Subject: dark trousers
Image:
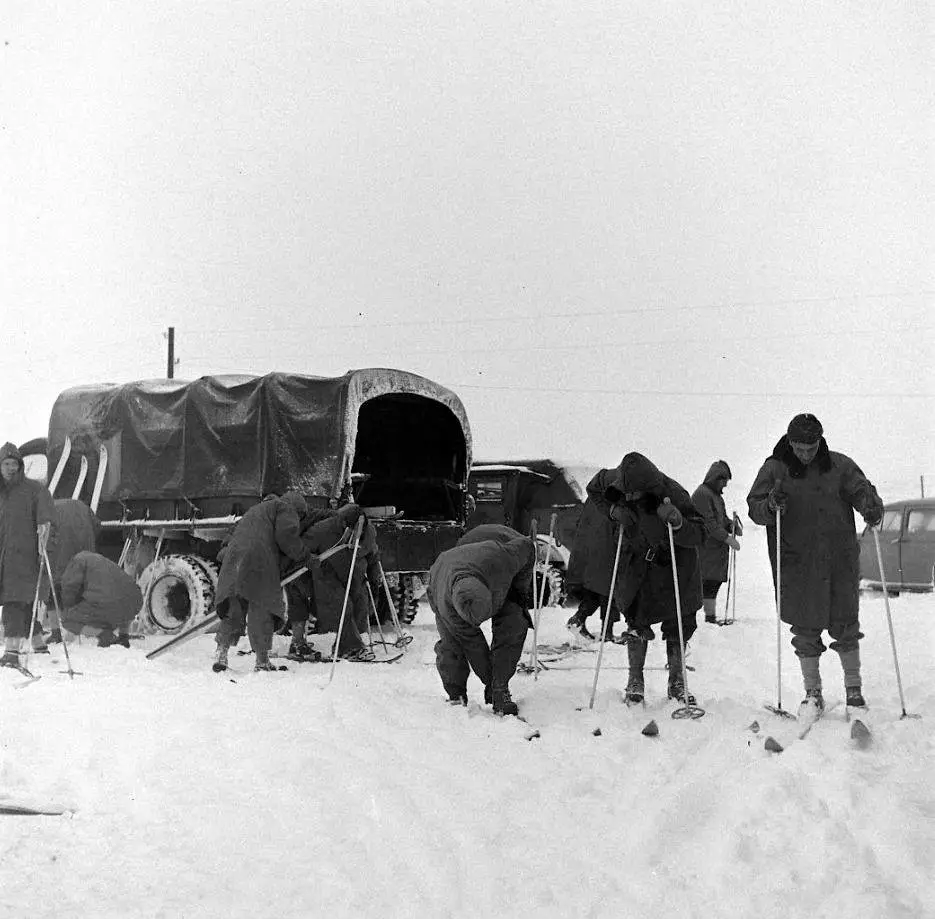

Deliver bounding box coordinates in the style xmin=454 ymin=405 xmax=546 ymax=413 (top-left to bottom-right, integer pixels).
xmin=216 ymin=595 xmax=278 ymax=655
xmin=434 ymin=601 xmax=530 ymax=696
xmin=1 ymin=601 xmax=33 ymax=639
xmin=791 ymin=620 xmax=863 ymax=657
xmin=572 ymin=588 xmax=619 ymax=625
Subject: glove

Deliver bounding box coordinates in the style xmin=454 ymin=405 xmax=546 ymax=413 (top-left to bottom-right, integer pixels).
xmin=609 ymin=505 xmax=626 ymax=523
xmin=656 ymin=500 xmax=683 ymax=530
xmin=37 ymin=522 xmax=51 ymax=554
xmin=726 ymin=535 xmax=741 ymax=552
xmin=863 ymin=503 xmax=884 ymax=528
xmin=767 ymin=482 xmax=788 ymax=514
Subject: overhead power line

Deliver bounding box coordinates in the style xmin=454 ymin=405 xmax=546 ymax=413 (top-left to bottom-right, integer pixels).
xmin=178 ymin=290 xmax=932 ymax=335
xmin=444 ymin=383 xmax=935 ymax=399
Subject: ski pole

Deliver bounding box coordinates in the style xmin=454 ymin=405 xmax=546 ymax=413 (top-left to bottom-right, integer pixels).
xmin=327 ymin=516 xmax=366 ymax=685
xmin=40 ymin=548 xmax=80 ymax=678
xmin=730 ymin=513 xmax=740 ymax=623
xmin=871 ymin=527 xmax=919 ymax=719
xmin=721 ymin=535 xmax=734 ymax=624
xmin=365 ymin=582 xmax=390 ymax=653
xmin=766 ymin=502 xmax=794 ymax=719
xmin=528 ymin=514 xmax=557 ymax=679
xmin=588 ymin=526 xmax=624 ymax=710
xmin=665 ymin=506 xmax=704 ymax=720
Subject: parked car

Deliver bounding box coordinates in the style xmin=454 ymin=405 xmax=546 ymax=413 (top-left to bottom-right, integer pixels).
xmin=858 ymin=498 xmax=935 ymax=594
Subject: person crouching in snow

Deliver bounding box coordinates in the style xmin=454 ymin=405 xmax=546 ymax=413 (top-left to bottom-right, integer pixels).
xmin=691 ymin=460 xmax=741 ymax=624
xmin=213 ymin=491 xmax=315 ymax=673
xmin=427 ymin=526 xmax=535 ymax=716
xmin=747 ymin=413 xmax=883 ymax=714
xmin=59 ymin=551 xmax=142 ymax=646
xmin=0 ymin=441 xmax=54 ymax=668
xmin=604 ymin=453 xmax=706 ymax=705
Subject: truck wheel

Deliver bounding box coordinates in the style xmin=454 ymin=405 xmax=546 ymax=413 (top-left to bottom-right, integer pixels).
xmin=538 ymin=565 xmax=567 ymax=608
xmin=138 ymin=554 xmax=216 ymax=634
xmin=394 ymin=574 xmax=420 ymax=624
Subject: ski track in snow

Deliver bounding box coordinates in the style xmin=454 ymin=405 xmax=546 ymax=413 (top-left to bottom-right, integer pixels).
xmin=1 ymin=529 xmax=933 ymax=919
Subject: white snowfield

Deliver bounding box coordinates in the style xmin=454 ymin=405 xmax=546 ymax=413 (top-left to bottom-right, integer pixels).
xmin=1 ymin=528 xmax=932 ymax=919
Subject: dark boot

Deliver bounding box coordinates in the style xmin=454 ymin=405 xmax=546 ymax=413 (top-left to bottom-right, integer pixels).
xmin=212 ymin=640 xmax=230 ymax=673
xmin=0 ymin=650 xmax=21 ymax=669
xmin=625 ymin=639 xmax=647 ymax=704
xmin=566 ymin=613 xmax=593 ymax=640
xmin=666 ymin=641 xmax=696 ymax=705
xmin=492 ymin=684 xmax=519 ymax=717
xmin=97 ymin=629 xmax=117 ymax=648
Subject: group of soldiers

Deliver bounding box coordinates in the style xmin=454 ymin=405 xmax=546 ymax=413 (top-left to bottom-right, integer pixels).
xmin=428 ymin=412 xmax=884 ymax=718
xmin=2 ymin=411 xmax=886 ymax=724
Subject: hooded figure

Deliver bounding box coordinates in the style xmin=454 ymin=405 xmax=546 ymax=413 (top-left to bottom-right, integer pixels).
xmin=565 ymin=468 xmax=627 ymax=640
xmin=427 ymin=526 xmax=536 ymax=716
xmin=39 ymin=498 xmax=101 ymax=642
xmin=747 ymin=414 xmax=884 ymax=712
xmin=59 ymin=551 xmax=142 ymax=646
xmin=596 ymin=453 xmax=707 ymax=705
xmin=0 ymin=442 xmax=54 ymax=667
xmin=296 ymin=503 xmax=377 ymax=662
xmin=691 ymin=460 xmax=741 ymax=623
xmin=213 ymin=491 xmax=313 ymax=672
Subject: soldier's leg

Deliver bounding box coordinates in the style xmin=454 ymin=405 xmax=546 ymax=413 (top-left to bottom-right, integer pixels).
xmin=790 ymin=624 xmax=826 ymax=700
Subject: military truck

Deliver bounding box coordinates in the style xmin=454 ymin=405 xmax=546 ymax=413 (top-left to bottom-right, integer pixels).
xmin=43 ymin=369 xmax=472 ymax=633
xmin=466 ymin=458 xmax=596 ymax=607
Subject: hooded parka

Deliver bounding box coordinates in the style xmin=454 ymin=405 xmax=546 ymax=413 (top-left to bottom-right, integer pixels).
xmin=566 ymin=468 xmax=624 ymax=598
xmin=692 ymin=460 xmax=733 ymax=583
xmin=60 ymin=551 xmax=142 ymax=633
xmin=747 ymin=437 xmax=882 ymax=631
xmin=216 ymin=492 xmax=310 ymax=612
xmin=427 ymin=534 xmax=534 ymax=697
xmin=40 ymin=498 xmax=100 ymax=598
xmin=601 ymin=453 xmax=705 ymax=632
xmin=0 ymin=443 xmax=54 ymax=627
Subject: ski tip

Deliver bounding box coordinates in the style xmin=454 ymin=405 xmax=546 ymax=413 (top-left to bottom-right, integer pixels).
xmin=764 ymin=736 xmax=784 ymax=754
xmin=641 ymin=719 xmax=659 ymax=737
xmin=850 ymin=719 xmax=872 ymax=749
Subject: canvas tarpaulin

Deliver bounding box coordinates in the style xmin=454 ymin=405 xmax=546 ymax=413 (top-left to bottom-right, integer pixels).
xmin=47 ymin=370 xmax=471 ymax=505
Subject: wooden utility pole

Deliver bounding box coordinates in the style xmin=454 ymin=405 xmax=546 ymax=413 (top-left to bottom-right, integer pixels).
xmin=167 ymin=327 xmax=175 ymax=379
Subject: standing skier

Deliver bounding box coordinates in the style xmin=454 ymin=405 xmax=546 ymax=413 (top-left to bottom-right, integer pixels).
xmin=747 ymin=413 xmax=883 ymax=714
xmin=213 ymin=491 xmax=314 ymax=672
xmin=0 ymin=442 xmax=54 ymax=668
xmin=601 ymin=453 xmax=706 ymax=705
xmin=564 ymin=467 xmax=625 ymax=641
xmin=691 ymin=461 xmax=741 ymax=624
xmin=427 ymin=526 xmax=535 ymax=716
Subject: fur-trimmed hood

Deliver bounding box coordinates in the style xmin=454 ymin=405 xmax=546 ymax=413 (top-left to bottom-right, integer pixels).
xmin=771 ymin=436 xmax=832 ymax=478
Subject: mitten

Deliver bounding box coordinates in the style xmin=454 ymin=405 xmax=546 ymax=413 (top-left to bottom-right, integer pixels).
xmin=656 ymin=500 xmax=683 ymax=530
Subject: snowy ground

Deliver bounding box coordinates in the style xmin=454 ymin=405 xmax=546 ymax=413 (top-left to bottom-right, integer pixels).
xmin=2 ymin=527 xmax=933 ymax=919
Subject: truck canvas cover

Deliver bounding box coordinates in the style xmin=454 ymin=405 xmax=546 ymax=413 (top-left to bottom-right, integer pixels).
xmin=48 ymin=370 xmax=472 ymax=508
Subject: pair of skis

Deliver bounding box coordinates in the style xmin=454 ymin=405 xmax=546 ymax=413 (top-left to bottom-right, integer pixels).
xmin=47 ymin=436 xmax=108 ymax=511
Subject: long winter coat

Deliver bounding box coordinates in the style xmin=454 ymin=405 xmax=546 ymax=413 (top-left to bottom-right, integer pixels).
xmin=747 ymin=437 xmax=882 ymax=630
xmin=566 ymin=469 xmax=622 ymax=597
xmin=215 ymin=493 xmax=309 ymax=617
xmin=60 ymin=551 xmax=142 ymax=630
xmin=428 ymin=537 xmax=534 ymax=628
xmin=457 ymin=523 xmax=535 ymax=608
xmin=579 ymin=454 xmax=705 ymax=626
xmin=40 ymin=498 xmax=100 ymax=598
xmin=0 ymin=442 xmax=54 ymax=605
xmin=692 ymin=461 xmax=733 ymax=583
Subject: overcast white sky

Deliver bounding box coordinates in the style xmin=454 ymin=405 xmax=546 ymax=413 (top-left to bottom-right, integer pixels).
xmin=2 ymin=2 xmax=932 ymax=505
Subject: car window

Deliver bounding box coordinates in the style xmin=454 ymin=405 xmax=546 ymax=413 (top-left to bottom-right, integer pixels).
xmin=879 ymin=510 xmax=902 ymax=534
xmin=905 ymin=508 xmax=935 ymax=536
xmin=473 ymin=480 xmax=504 ymax=503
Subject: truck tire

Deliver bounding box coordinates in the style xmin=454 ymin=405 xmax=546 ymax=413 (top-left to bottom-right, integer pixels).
xmin=394 ymin=573 xmax=420 ymax=624
xmin=138 ymin=554 xmax=216 ymax=634
xmin=537 ymin=565 xmax=567 ymax=608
